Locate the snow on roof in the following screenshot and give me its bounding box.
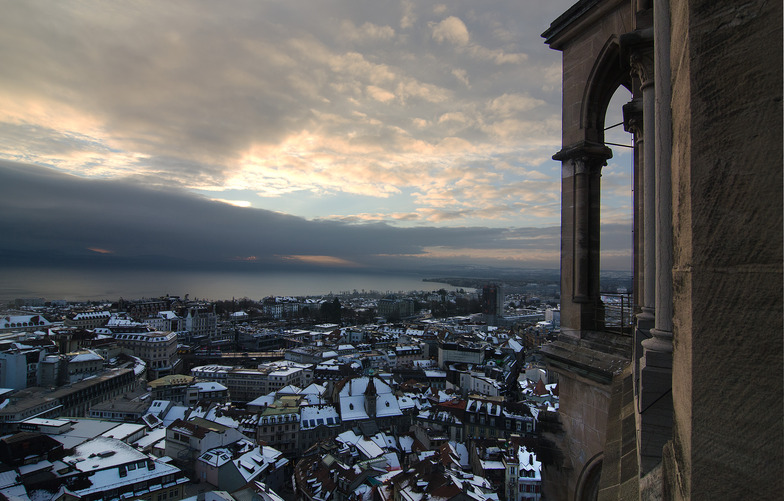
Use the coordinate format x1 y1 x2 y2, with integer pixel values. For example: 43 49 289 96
134 427 166 449
100 423 146 440
276 385 302 395
518 446 542 480
192 382 228 392
18 460 52 476
339 395 369 421
398 435 415 453
232 446 288 483
321 350 339 359
355 437 384 459
300 383 326 395
382 451 401 471
300 406 340 430
68 350 103 363
339 376 392 397
247 394 276 408
64 436 146 472
423 370 446 378
198 447 234 468
51 419 124 450
161 405 189 427
369 432 397 451
397 396 416 411
479 460 505 471
375 394 402 418
72 456 186 496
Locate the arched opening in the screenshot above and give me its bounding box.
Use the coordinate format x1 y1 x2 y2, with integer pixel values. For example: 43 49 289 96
575 452 604 501
600 85 635 335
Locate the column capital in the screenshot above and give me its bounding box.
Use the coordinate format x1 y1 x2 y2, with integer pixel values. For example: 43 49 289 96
620 28 655 87
553 141 612 165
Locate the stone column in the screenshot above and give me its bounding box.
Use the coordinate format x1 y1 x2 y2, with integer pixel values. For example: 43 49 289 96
646 0 674 361
554 142 612 336
637 0 674 476
630 46 656 333
623 99 647 385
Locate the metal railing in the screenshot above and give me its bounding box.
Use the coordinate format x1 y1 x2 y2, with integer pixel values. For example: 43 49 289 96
599 292 635 336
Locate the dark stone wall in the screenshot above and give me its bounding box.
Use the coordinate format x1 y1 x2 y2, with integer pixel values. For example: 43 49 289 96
669 0 783 498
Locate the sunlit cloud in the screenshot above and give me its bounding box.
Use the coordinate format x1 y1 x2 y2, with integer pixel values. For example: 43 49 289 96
431 16 470 46
87 247 114 254
280 255 362 267
212 198 252 208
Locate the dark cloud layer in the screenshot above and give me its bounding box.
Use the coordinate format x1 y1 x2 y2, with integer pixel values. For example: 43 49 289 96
0 160 631 273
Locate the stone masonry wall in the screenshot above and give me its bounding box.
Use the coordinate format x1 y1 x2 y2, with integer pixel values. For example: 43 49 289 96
668 0 783 498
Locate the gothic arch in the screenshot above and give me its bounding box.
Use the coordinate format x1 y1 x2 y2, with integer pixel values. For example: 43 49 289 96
575 452 604 501
580 36 632 145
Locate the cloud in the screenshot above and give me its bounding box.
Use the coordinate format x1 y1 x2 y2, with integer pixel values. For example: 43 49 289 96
338 20 396 42
431 16 470 45
0 161 617 274
0 0 631 254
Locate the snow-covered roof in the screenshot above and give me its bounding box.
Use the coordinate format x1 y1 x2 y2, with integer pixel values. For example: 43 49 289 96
192 382 228 392
300 383 326 395
339 395 369 421
63 436 146 472
339 376 392 397
247 395 275 408
518 446 542 481
375 394 402 418
276 385 302 395
198 447 234 468
300 406 340 430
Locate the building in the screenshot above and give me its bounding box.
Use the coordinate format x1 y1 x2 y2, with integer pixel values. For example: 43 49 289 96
539 0 782 499
165 418 250 473
191 363 309 403
437 341 485 368
481 285 503 318
50 436 188 501
0 368 137 432
64 311 111 329
255 395 301 455
504 445 542 501
0 315 51 334
112 329 181 379
0 348 44 390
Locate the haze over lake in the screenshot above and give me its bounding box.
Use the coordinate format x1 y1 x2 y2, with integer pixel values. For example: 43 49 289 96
0 267 464 302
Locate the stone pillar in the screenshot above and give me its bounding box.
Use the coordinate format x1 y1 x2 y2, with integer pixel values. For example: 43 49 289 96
648 0 674 357
554 142 612 338
630 43 656 329
623 99 646 387
638 0 674 476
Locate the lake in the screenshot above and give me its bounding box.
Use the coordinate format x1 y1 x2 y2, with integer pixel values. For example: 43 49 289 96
0 267 463 302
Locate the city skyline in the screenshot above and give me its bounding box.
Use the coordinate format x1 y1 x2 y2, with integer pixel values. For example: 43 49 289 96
0 1 633 274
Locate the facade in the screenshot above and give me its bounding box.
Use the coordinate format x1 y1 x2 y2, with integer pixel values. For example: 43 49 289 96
53 436 188 501
0 315 51 334
0 368 137 431
64 311 111 329
504 445 542 501
540 0 782 499
438 341 485 368
256 396 301 455
0 349 43 390
113 330 180 379
191 363 308 403
184 305 218 341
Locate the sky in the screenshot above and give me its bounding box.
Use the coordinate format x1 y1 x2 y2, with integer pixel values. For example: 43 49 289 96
0 0 633 276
